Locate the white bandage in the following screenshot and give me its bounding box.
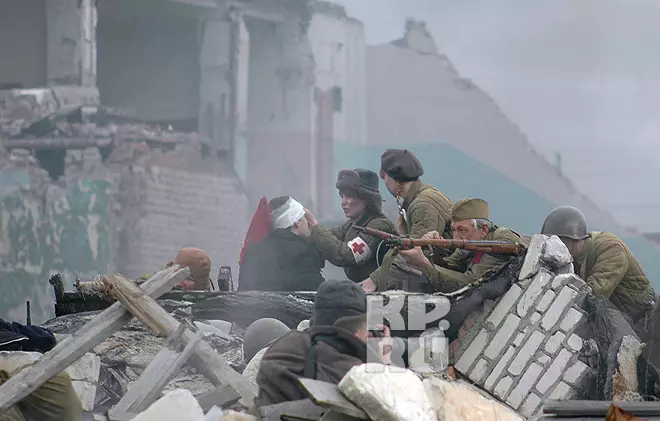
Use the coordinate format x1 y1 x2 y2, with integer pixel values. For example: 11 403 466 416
347 236 371 264
271 197 306 229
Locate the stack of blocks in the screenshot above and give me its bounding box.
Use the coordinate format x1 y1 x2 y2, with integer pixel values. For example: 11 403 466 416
450 235 596 418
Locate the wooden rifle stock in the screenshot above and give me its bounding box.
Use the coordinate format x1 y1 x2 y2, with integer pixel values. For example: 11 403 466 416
352 225 526 255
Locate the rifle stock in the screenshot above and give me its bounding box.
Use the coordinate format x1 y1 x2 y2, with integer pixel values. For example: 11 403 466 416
352 225 526 255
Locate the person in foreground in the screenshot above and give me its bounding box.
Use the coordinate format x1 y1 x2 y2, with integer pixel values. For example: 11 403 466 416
541 205 656 322
254 280 391 407
360 148 453 292
397 198 527 293
305 169 396 282
0 319 82 421
239 196 325 291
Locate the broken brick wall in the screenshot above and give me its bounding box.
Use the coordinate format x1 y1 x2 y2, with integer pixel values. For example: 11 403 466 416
0 141 249 325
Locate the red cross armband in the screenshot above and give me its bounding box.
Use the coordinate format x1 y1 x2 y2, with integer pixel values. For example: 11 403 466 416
347 236 371 264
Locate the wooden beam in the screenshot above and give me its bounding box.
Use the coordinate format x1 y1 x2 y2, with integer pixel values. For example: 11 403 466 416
102 273 258 403
110 322 203 415
543 400 660 417
0 266 190 413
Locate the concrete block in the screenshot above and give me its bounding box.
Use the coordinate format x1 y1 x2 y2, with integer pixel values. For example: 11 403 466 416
484 314 521 360
548 381 576 400
563 360 590 385
518 234 548 280
486 284 523 330
485 346 516 391
339 364 436 421
535 348 572 394
455 329 490 374
540 235 573 270
72 380 96 412
541 287 578 330
470 359 490 383
544 332 566 355
566 334 584 352
530 312 541 324
537 290 556 313
519 392 542 418
508 331 545 376
517 269 552 318
506 363 543 409
494 376 514 400
424 377 524 421
560 308 584 332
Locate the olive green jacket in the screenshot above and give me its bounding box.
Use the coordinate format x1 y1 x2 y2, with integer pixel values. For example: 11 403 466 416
575 232 655 318
369 180 453 287
422 226 526 293
309 214 396 282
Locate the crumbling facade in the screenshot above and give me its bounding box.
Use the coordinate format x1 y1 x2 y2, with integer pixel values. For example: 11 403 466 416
0 0 322 324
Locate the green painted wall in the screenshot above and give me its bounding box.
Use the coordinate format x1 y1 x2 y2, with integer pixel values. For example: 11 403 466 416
0 169 113 325
334 142 660 290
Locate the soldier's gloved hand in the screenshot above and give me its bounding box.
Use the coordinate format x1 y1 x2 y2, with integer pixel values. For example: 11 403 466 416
421 231 441 241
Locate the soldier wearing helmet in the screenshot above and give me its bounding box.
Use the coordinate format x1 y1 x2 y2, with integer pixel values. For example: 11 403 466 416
541 206 656 321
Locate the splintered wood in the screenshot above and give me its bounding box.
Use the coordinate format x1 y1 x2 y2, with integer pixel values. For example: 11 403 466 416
0 266 190 413
0 264 257 420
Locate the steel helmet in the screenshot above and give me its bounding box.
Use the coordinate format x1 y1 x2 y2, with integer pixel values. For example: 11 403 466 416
541 206 589 240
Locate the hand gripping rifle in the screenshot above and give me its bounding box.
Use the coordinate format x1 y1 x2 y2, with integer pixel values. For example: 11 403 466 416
352 225 526 255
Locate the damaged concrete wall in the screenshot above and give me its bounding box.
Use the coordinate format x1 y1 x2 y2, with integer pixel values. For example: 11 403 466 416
0 0 48 89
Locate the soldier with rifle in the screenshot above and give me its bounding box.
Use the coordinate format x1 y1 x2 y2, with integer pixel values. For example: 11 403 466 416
358 198 527 293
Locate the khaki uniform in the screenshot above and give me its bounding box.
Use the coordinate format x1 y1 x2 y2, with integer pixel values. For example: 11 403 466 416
370 180 453 289
0 371 82 421
575 232 655 319
309 214 396 282
422 226 525 293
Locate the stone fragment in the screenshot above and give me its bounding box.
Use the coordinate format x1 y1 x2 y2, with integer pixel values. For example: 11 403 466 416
519 393 542 418
512 332 525 347
530 312 541 324
485 347 516 391
536 348 572 394
566 334 583 352
544 332 566 355
455 329 489 374
612 335 646 401
540 235 573 269
563 360 590 385
551 273 585 290
338 364 436 421
537 353 551 365
541 287 577 330
518 234 548 280
548 382 576 400
470 359 490 383
507 363 543 409
132 389 205 421
494 376 514 400
537 290 556 313
486 284 523 330
484 314 520 360
423 377 524 421
508 331 545 376
560 308 584 332
556 263 574 275
517 269 552 317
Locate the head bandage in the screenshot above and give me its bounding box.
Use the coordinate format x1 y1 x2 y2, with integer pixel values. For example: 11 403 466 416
271 197 305 229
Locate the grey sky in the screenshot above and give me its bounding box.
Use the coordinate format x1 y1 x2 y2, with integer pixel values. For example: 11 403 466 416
332 0 660 232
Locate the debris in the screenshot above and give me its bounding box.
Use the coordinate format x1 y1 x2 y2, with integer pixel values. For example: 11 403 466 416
131 389 205 421
518 234 548 280
541 235 574 270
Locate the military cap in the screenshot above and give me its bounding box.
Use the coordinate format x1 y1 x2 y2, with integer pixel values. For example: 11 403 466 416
171 247 212 289
452 198 489 221
336 169 380 194
380 149 424 182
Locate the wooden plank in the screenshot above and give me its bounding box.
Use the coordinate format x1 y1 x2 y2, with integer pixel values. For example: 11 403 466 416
543 400 660 417
102 273 258 403
196 385 241 413
296 379 367 420
259 399 326 421
110 322 204 415
0 266 190 413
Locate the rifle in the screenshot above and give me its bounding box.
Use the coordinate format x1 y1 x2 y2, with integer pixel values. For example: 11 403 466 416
352 225 526 255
